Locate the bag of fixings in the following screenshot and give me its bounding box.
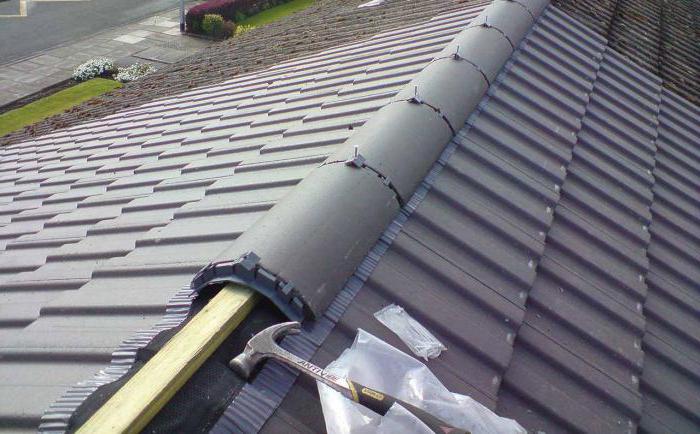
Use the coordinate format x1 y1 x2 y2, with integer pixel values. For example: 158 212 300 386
318 330 526 434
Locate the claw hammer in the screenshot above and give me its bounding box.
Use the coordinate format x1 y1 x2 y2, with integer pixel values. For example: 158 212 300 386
230 322 469 434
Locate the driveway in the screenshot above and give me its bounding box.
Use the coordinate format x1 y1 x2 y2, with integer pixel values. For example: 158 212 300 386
0 0 185 64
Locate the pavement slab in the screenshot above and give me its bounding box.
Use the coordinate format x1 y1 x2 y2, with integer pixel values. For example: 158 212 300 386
113 35 145 44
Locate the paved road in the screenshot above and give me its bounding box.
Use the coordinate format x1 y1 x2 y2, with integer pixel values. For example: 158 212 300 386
0 0 183 64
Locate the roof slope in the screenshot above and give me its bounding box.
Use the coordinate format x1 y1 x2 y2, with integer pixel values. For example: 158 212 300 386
250 5 700 434
641 88 700 433
553 0 699 104
0 4 488 431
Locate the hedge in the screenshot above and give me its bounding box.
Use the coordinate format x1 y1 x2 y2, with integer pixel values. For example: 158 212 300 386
186 0 291 34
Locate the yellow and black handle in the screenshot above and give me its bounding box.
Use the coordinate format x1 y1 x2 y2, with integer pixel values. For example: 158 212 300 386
347 380 470 434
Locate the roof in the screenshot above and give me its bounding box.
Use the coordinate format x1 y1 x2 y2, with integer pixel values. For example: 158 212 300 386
0 1 699 433
2 0 698 147
0 3 489 431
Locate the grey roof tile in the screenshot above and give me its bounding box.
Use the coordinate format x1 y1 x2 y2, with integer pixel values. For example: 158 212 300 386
496 46 655 434
0 7 490 430
639 88 700 433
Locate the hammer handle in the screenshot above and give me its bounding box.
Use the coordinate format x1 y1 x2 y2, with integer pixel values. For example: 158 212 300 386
347 380 469 434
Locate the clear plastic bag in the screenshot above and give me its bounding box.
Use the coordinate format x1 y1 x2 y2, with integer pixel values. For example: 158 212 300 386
374 304 446 360
318 330 526 434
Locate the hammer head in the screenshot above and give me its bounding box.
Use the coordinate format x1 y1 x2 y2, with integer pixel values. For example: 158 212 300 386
230 321 301 379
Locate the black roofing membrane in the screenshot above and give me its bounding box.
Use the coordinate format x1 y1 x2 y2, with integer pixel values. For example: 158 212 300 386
68 294 286 433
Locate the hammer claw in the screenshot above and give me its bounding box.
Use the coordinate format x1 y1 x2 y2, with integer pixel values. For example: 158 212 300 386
269 321 301 340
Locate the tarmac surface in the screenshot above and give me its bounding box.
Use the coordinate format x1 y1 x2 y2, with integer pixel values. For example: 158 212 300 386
0 1 208 109
0 0 182 64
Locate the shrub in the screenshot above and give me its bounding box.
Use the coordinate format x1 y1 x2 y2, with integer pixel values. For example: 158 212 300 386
115 63 156 83
221 20 237 38
186 0 242 32
202 14 224 36
185 0 293 34
72 58 117 82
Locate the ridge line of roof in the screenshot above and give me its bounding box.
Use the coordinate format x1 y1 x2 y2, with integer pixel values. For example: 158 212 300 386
194 0 550 323
205 1 560 433
207 1 558 432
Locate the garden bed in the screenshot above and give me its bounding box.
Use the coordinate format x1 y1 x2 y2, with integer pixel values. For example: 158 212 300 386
0 56 157 141
0 78 75 116
185 0 314 38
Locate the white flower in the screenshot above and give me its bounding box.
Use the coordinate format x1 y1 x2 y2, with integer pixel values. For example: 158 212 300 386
73 58 116 81
115 63 157 83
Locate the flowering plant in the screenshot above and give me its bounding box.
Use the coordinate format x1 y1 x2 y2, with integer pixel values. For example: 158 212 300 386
72 58 117 81
115 63 157 83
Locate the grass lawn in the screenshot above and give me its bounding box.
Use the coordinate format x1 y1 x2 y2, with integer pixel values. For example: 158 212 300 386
239 0 315 28
0 78 122 137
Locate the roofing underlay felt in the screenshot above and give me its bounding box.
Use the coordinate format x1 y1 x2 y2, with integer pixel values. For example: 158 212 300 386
0 2 698 434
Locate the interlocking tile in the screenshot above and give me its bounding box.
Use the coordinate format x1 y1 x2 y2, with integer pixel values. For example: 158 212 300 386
0 7 485 431
263 6 700 434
